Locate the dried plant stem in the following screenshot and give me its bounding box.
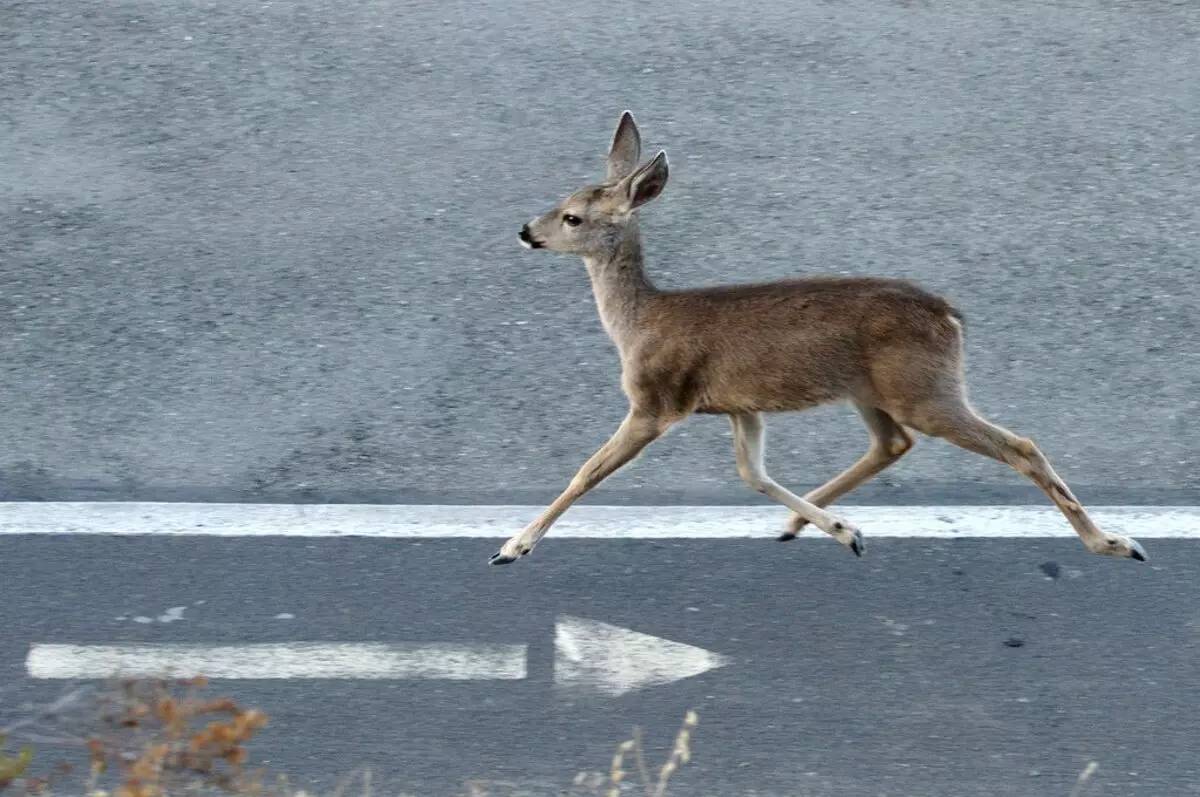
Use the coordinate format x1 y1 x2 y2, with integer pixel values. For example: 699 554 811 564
652 710 698 797
1068 761 1099 797
606 739 635 797
631 727 652 797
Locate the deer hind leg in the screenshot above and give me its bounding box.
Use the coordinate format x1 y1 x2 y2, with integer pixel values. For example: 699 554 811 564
904 398 1147 562
489 408 673 565
780 403 915 541
730 412 865 556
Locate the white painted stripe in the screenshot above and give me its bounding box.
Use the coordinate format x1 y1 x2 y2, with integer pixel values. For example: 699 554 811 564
0 502 1197 539
26 643 528 680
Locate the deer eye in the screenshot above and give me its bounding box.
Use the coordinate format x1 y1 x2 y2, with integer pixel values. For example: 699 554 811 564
562 214 582 227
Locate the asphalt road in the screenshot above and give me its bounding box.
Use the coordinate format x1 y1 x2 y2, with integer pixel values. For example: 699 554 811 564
4 2 1200 796
0 535 1196 797
3 0 1199 505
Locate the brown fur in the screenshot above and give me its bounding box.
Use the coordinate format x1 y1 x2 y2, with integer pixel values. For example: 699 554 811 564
622 275 964 416
489 111 1147 566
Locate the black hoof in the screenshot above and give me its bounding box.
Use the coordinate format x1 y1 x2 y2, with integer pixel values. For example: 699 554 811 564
489 552 518 566
777 531 797 542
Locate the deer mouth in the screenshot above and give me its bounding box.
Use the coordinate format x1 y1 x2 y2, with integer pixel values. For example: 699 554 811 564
518 224 543 249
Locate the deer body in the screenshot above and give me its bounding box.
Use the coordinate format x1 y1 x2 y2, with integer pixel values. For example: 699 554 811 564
489 111 1147 566
610 275 963 417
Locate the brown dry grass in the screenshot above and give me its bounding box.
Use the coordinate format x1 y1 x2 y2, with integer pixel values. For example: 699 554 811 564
0 677 700 797
1 676 1101 796
1 676 272 797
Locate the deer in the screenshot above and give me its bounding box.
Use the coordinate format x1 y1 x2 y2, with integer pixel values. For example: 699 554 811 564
488 110 1148 567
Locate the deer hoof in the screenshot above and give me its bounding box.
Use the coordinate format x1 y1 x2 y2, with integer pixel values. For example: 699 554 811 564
1089 534 1147 561
847 529 865 557
489 537 534 565
783 515 810 539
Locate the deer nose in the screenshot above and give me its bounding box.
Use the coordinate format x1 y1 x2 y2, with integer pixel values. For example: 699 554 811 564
518 223 542 249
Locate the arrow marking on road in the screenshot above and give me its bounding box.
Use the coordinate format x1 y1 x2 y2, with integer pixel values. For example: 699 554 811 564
554 616 729 697
25 616 728 696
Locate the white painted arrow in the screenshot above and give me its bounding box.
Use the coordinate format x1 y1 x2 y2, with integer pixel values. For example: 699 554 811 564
25 616 728 696
554 615 729 697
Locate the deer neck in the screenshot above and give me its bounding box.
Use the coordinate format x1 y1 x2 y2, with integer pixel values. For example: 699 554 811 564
582 223 657 347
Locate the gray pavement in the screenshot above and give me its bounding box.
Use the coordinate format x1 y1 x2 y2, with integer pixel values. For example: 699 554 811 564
3 0 1199 505
1 535 1197 797
4 2 1200 796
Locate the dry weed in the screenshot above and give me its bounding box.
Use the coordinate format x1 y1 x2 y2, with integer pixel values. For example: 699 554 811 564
1 678 1105 797
571 709 699 797
1 676 271 797
1068 761 1099 797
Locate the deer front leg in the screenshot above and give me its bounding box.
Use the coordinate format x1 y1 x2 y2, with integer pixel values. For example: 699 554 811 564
781 404 914 540
489 409 672 565
730 412 866 556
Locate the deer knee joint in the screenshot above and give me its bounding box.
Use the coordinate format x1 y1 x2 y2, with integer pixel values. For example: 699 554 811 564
737 466 769 494
872 430 914 460
1014 436 1039 458
889 431 915 458
746 478 771 496
735 460 772 495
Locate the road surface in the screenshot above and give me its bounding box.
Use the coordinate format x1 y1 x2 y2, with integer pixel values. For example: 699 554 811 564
2 503 1200 796
4 0 1200 795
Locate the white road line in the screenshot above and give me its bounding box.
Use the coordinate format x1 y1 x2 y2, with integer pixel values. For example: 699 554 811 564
0 502 1197 538
26 643 528 680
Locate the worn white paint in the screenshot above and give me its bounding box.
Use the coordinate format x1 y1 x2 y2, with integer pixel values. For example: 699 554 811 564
27 617 728 694
25 642 528 680
0 501 1197 539
554 615 728 697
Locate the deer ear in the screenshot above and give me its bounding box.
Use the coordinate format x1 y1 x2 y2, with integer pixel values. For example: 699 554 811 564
623 150 669 210
605 111 642 183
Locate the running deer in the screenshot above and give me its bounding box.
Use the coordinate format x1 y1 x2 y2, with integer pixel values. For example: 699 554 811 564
489 110 1147 566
